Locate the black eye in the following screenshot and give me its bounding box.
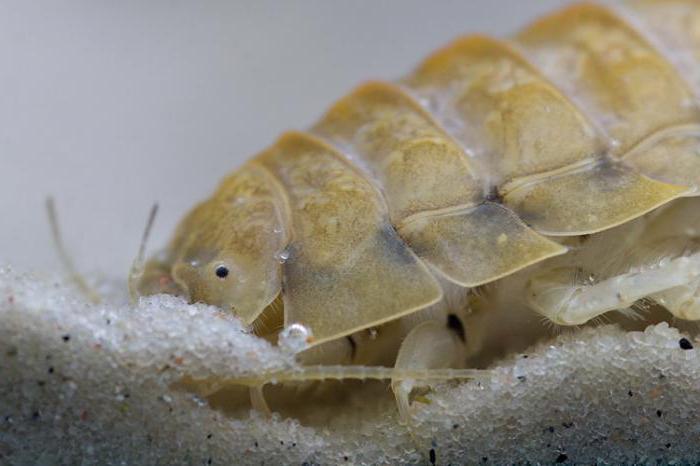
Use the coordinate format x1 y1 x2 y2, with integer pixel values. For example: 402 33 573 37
215 265 229 279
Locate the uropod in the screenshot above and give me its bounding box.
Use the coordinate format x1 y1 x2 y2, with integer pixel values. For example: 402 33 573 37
135 0 700 437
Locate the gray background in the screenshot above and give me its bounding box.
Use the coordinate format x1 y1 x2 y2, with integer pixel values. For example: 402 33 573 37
1 0 584 275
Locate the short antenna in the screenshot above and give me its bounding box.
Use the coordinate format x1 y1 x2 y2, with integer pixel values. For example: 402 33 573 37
45 197 101 304
128 203 159 304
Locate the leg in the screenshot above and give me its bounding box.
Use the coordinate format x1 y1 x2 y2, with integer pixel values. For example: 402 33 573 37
202 363 482 394
196 341 481 414
652 278 700 320
249 386 272 417
196 361 482 417
391 320 466 428
527 252 700 326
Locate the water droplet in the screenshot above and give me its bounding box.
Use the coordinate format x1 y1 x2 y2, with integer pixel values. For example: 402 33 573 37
278 323 312 353
277 250 290 264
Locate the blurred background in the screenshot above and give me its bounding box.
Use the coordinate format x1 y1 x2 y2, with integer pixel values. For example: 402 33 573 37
1 0 591 275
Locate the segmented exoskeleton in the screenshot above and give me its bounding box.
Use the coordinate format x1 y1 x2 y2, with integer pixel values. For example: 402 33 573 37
137 0 700 433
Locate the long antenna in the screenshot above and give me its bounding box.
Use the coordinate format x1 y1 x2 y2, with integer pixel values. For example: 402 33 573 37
128 203 159 304
45 197 101 304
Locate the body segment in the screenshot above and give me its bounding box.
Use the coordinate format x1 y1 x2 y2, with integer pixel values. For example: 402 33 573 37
256 132 442 345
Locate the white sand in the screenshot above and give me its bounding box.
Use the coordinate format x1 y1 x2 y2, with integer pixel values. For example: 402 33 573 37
2 265 699 465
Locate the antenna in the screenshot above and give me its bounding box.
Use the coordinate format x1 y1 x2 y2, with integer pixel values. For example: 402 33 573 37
45 197 101 304
128 203 159 304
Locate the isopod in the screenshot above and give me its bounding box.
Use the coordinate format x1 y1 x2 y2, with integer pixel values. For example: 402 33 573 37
135 0 700 438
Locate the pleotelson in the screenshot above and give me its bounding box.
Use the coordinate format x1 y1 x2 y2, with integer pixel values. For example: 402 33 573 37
164 1 700 346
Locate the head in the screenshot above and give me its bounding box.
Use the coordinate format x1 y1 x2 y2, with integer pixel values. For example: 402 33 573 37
138 187 286 326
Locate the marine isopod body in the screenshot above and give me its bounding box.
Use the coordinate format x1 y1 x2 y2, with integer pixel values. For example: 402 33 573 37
138 0 700 428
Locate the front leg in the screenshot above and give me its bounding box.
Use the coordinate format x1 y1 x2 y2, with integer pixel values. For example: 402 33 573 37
391 320 467 433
